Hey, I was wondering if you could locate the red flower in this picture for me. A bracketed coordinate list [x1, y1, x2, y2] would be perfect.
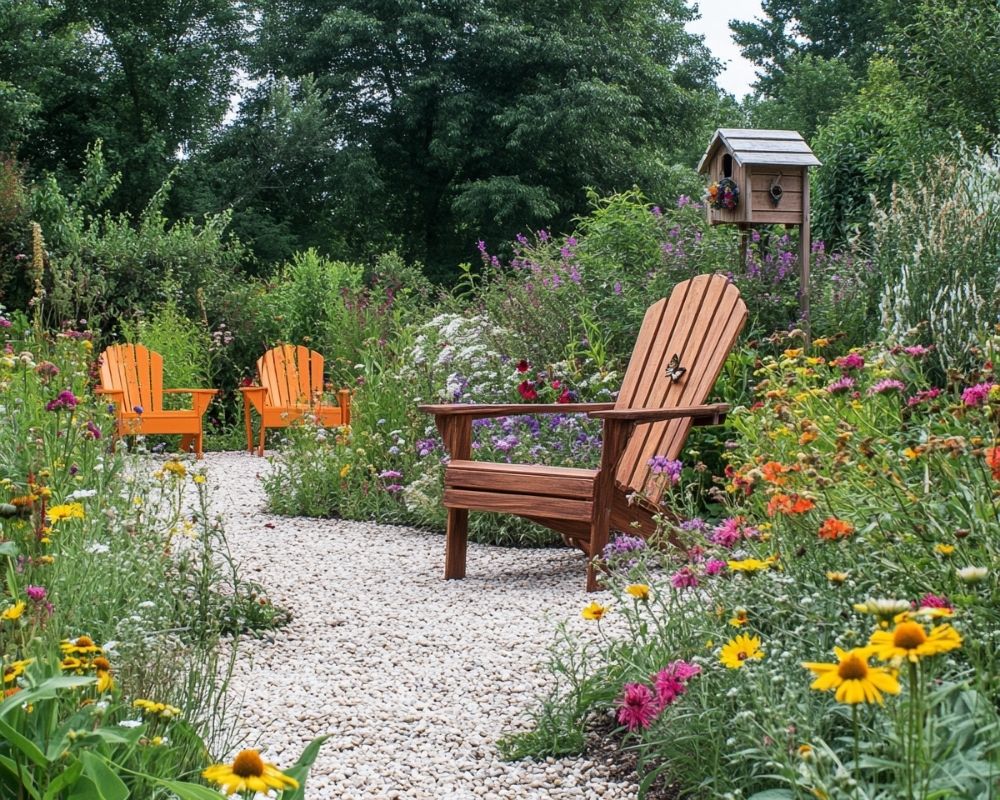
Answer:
[767, 493, 815, 516]
[986, 446, 1000, 481]
[515, 359, 530, 373]
[557, 388, 573, 404]
[517, 380, 538, 401]
[240, 377, 254, 387]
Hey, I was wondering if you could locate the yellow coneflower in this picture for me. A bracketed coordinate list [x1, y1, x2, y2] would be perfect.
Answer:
[802, 647, 900, 705]
[868, 621, 962, 663]
[202, 750, 299, 796]
[720, 634, 764, 669]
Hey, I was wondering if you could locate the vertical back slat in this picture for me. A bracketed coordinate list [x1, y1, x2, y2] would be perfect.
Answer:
[122, 344, 142, 413]
[260, 349, 284, 407]
[294, 345, 311, 403]
[308, 349, 325, 401]
[148, 349, 164, 412]
[133, 345, 152, 413]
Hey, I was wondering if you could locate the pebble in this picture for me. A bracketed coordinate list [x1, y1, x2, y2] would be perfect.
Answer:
[184, 452, 638, 799]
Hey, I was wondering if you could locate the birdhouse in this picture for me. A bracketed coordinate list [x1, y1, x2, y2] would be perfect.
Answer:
[697, 128, 822, 334]
[696, 129, 820, 227]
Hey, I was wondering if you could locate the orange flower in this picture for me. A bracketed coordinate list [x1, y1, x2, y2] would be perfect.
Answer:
[986, 446, 1000, 481]
[818, 517, 854, 541]
[761, 461, 791, 485]
[767, 493, 816, 516]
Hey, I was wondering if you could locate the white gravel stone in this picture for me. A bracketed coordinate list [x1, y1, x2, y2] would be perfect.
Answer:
[183, 452, 637, 799]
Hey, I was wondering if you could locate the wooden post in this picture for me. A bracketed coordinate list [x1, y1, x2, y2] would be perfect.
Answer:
[738, 225, 749, 271]
[800, 176, 811, 343]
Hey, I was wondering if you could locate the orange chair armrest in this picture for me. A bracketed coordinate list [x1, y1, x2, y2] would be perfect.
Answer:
[95, 387, 124, 397]
[419, 402, 615, 420]
[588, 403, 730, 424]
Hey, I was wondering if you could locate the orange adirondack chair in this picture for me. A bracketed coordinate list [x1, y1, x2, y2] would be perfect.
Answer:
[240, 345, 351, 456]
[96, 344, 218, 459]
[420, 274, 748, 591]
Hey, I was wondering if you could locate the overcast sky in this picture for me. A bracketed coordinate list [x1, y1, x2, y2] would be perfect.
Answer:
[686, 0, 765, 98]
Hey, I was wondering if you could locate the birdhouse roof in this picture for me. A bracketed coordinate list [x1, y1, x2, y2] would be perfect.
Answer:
[697, 128, 821, 172]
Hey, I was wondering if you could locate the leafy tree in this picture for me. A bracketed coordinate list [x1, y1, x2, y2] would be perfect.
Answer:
[251, 0, 722, 278]
[3, 0, 244, 213]
[731, 0, 899, 92]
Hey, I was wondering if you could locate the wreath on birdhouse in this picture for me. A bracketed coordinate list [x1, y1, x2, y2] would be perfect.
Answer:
[707, 177, 739, 210]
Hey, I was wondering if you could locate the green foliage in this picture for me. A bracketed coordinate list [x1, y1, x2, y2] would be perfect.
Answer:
[872, 147, 1000, 372]
[810, 59, 948, 244]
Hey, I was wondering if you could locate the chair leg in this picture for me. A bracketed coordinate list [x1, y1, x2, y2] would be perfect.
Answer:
[244, 405, 254, 453]
[586, 517, 611, 593]
[444, 508, 469, 580]
[195, 432, 204, 459]
[179, 434, 195, 454]
[257, 425, 266, 457]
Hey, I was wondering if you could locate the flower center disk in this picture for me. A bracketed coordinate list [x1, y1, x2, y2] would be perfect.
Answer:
[837, 654, 868, 680]
[893, 621, 927, 650]
[231, 750, 265, 778]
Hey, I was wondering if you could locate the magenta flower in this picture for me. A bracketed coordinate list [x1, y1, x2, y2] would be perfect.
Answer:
[25, 585, 47, 602]
[709, 517, 758, 549]
[833, 353, 865, 370]
[867, 379, 906, 396]
[85, 420, 102, 440]
[45, 390, 79, 412]
[918, 593, 953, 610]
[652, 661, 700, 708]
[617, 683, 660, 731]
[704, 558, 727, 576]
[903, 345, 932, 357]
[907, 388, 941, 407]
[670, 566, 699, 589]
[962, 382, 994, 407]
[826, 376, 855, 395]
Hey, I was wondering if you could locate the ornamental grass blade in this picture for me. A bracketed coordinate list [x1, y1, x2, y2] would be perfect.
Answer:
[282, 734, 331, 800]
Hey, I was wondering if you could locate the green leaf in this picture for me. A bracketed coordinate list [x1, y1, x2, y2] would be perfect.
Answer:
[43, 761, 85, 800]
[282, 734, 330, 800]
[748, 791, 796, 800]
[0, 541, 19, 557]
[0, 676, 94, 718]
[0, 715, 49, 767]
[153, 779, 228, 800]
[0, 753, 42, 800]
[65, 752, 128, 800]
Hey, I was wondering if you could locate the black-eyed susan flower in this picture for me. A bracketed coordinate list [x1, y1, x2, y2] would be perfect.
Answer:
[826, 571, 849, 585]
[60, 636, 103, 655]
[581, 602, 608, 621]
[868, 621, 962, 663]
[720, 634, 764, 669]
[728, 608, 749, 627]
[202, 749, 299, 796]
[625, 583, 650, 601]
[802, 647, 900, 705]
[2, 659, 32, 683]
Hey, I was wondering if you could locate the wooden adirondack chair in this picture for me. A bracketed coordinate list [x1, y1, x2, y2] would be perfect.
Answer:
[419, 274, 748, 591]
[96, 344, 218, 459]
[240, 345, 351, 456]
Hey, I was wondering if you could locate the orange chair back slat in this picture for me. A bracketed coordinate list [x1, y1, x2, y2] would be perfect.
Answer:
[614, 274, 747, 504]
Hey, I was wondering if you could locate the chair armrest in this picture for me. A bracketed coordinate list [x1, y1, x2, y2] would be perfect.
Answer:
[588, 403, 730, 424]
[239, 386, 268, 414]
[163, 389, 219, 395]
[94, 388, 124, 398]
[418, 402, 615, 420]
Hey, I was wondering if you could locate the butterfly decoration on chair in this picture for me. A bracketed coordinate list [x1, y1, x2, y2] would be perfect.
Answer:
[665, 353, 686, 383]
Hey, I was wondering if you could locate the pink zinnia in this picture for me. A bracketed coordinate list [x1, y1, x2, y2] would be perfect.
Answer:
[867, 379, 905, 396]
[617, 683, 659, 731]
[670, 566, 699, 589]
[903, 345, 932, 357]
[962, 382, 994, 407]
[826, 376, 855, 394]
[704, 558, 727, 576]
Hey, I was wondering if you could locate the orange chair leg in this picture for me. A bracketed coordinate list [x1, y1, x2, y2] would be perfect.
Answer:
[257, 424, 266, 457]
[195, 432, 204, 459]
[179, 434, 195, 454]
[444, 508, 469, 580]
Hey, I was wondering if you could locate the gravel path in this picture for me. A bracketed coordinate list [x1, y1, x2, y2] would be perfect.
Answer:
[199, 451, 637, 800]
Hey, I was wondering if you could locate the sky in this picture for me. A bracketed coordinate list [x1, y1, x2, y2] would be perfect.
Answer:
[686, 0, 765, 98]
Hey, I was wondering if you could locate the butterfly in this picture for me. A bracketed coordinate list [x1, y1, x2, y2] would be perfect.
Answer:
[665, 353, 686, 383]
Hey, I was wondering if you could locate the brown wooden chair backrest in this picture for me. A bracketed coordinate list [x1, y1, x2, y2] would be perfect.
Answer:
[614, 274, 748, 504]
[257, 345, 325, 408]
[99, 344, 165, 413]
